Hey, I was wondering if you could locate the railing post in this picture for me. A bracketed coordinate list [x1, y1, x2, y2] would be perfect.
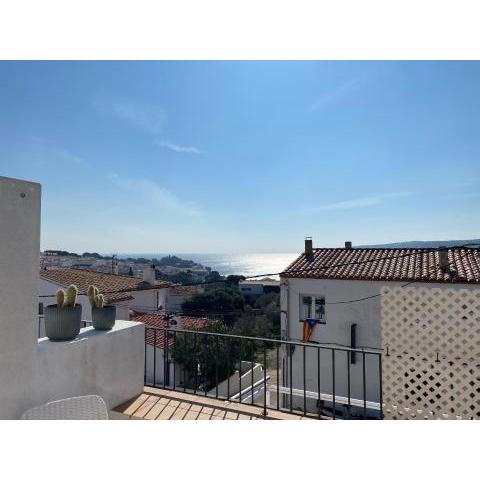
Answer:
[227, 336, 230, 401]
[362, 351, 367, 419]
[163, 329, 167, 388]
[303, 345, 306, 416]
[332, 349, 336, 419]
[276, 344, 280, 411]
[193, 332, 198, 394]
[144, 327, 147, 385]
[251, 340, 255, 405]
[172, 330, 176, 390]
[215, 335, 219, 399]
[289, 344, 293, 413]
[153, 329, 157, 386]
[317, 347, 321, 419]
[347, 350, 351, 419]
[263, 345, 267, 417]
[378, 353, 383, 420]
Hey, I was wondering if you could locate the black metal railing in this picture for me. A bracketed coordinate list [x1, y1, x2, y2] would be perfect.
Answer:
[143, 326, 383, 419]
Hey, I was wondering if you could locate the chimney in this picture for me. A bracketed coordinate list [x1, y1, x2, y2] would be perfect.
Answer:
[142, 264, 156, 285]
[305, 237, 313, 259]
[111, 254, 118, 275]
[345, 241, 352, 249]
[438, 247, 450, 274]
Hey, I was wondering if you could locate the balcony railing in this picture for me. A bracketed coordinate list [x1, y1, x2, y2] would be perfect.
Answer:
[143, 326, 383, 419]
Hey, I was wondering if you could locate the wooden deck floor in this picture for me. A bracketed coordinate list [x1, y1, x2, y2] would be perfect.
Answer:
[113, 386, 317, 420]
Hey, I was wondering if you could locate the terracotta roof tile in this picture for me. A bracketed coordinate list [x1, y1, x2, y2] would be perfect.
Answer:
[281, 247, 480, 284]
[130, 311, 218, 349]
[40, 267, 173, 303]
[168, 285, 200, 296]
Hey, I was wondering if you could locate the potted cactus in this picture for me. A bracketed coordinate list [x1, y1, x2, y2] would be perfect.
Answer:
[44, 285, 82, 341]
[88, 285, 116, 330]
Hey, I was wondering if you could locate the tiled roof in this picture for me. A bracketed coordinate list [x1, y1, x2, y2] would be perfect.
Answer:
[168, 285, 200, 296]
[130, 311, 218, 349]
[40, 267, 173, 303]
[281, 247, 480, 284]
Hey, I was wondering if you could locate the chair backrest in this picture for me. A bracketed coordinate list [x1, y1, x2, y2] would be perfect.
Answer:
[21, 395, 108, 420]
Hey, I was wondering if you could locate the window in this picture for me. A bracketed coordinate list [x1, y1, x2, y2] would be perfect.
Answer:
[38, 302, 44, 315]
[300, 295, 325, 321]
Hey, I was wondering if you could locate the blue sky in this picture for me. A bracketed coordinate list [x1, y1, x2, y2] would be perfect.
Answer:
[0, 61, 479, 253]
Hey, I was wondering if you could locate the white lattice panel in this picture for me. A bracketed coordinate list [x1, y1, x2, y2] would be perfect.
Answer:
[381, 286, 480, 419]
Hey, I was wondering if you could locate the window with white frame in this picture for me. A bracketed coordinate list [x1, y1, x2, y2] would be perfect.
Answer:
[300, 295, 325, 321]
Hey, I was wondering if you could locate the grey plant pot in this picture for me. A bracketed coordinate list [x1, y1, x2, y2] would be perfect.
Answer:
[92, 305, 116, 330]
[44, 304, 82, 341]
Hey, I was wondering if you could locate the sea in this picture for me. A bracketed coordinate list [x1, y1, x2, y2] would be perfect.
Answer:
[117, 253, 298, 278]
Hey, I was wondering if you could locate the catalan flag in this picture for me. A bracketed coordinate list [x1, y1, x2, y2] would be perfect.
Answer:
[303, 318, 317, 342]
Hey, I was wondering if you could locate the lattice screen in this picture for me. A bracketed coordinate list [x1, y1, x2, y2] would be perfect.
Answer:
[381, 286, 480, 420]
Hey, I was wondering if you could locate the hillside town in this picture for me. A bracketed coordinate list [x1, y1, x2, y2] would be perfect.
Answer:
[40, 250, 213, 283]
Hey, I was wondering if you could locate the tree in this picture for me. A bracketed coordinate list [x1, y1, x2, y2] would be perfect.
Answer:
[205, 270, 223, 284]
[172, 323, 238, 390]
[182, 287, 245, 323]
[225, 275, 246, 288]
[128, 266, 134, 276]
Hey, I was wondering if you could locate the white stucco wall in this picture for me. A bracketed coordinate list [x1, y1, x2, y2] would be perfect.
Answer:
[0, 177, 41, 419]
[165, 293, 188, 313]
[131, 287, 167, 312]
[34, 321, 145, 411]
[280, 276, 471, 415]
[0, 176, 146, 419]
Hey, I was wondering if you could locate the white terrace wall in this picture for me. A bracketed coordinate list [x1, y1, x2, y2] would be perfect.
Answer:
[381, 285, 480, 420]
[0, 176, 145, 419]
[0, 177, 41, 418]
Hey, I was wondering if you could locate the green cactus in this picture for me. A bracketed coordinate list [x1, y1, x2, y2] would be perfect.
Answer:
[64, 284, 78, 307]
[87, 285, 98, 307]
[56, 289, 65, 308]
[95, 293, 105, 309]
[87, 285, 105, 308]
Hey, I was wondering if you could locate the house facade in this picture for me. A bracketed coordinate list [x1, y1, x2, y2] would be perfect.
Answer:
[280, 238, 480, 417]
[238, 278, 280, 299]
[165, 285, 203, 313]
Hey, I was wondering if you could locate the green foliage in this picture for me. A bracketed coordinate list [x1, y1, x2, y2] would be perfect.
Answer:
[128, 266, 134, 276]
[204, 270, 223, 284]
[182, 287, 245, 321]
[156, 270, 199, 285]
[225, 275, 246, 287]
[172, 323, 237, 390]
[56, 289, 65, 308]
[64, 285, 78, 307]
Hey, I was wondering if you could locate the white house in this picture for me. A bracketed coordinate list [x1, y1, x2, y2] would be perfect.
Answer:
[165, 285, 203, 313]
[38, 265, 173, 336]
[238, 278, 280, 298]
[280, 238, 480, 417]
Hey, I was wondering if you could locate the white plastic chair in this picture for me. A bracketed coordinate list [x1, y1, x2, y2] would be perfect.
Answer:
[21, 395, 108, 420]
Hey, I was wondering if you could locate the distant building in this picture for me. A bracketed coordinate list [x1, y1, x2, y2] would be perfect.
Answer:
[238, 278, 280, 298]
[165, 285, 203, 313]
